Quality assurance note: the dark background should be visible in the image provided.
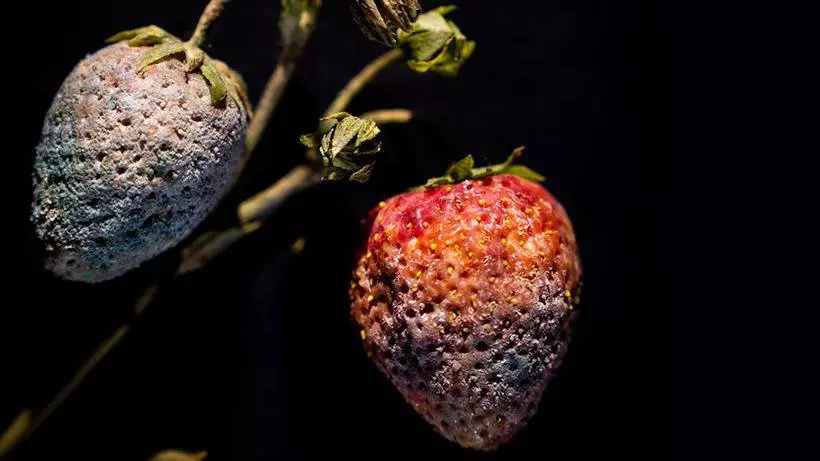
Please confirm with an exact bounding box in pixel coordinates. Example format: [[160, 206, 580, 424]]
[[7, 0, 805, 459]]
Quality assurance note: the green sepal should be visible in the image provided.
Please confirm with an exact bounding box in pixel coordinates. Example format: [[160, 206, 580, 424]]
[[418, 146, 545, 190], [199, 59, 228, 105], [138, 41, 186, 72], [106, 25, 175, 46]]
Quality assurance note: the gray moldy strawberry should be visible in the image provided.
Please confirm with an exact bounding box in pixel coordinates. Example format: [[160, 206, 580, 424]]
[[32, 41, 248, 283]]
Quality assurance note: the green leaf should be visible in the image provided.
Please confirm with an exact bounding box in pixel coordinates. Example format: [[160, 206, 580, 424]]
[[138, 41, 185, 72], [504, 165, 546, 182], [199, 60, 228, 104]]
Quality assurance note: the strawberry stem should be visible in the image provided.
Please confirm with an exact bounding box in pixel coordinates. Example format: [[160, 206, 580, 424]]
[[188, 0, 231, 48], [246, 0, 322, 155], [325, 48, 404, 116]]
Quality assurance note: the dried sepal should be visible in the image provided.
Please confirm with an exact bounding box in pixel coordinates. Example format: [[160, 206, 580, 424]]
[[280, 0, 321, 50], [107, 25, 175, 46], [108, 25, 247, 111], [199, 59, 229, 105], [421, 147, 544, 189], [398, 6, 475, 77], [300, 112, 382, 183]]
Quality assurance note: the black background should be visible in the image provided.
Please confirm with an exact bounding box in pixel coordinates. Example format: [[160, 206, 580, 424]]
[[4, 0, 808, 459]]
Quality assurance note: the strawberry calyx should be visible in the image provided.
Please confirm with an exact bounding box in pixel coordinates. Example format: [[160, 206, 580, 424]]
[[106, 26, 250, 112], [418, 146, 545, 190]]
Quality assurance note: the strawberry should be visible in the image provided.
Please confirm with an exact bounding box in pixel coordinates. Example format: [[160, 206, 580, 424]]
[[350, 151, 582, 450], [31, 33, 249, 283]]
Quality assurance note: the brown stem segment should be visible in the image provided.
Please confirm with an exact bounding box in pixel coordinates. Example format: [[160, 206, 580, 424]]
[[324, 48, 404, 116], [246, 1, 322, 154], [361, 108, 414, 124], [188, 0, 231, 48]]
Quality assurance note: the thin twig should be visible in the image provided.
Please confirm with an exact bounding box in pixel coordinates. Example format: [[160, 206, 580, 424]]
[[361, 108, 414, 125], [246, 1, 322, 154], [324, 48, 404, 116], [188, 0, 231, 48]]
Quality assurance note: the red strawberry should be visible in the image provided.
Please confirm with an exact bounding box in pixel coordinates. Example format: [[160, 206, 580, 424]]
[[350, 153, 582, 450]]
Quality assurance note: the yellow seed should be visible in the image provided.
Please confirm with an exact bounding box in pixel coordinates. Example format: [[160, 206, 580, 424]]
[[489, 277, 496, 283], [412, 284, 419, 291], [423, 222, 429, 228], [461, 233, 467, 239], [373, 234, 381, 241], [505, 219, 511, 226], [376, 216, 383, 222], [451, 289, 458, 297], [475, 216, 482, 222], [367, 295, 374, 302], [457, 215, 463, 221], [366, 252, 372, 259], [525, 208, 533, 215], [508, 297, 517, 305], [479, 199, 487, 206], [520, 240, 526, 246], [445, 240, 452, 246], [539, 251, 546, 257], [468, 252, 474, 258], [448, 266, 454, 275], [544, 230, 557, 236], [360, 329, 367, 340], [407, 222, 413, 229], [445, 186, 453, 192], [470, 294, 477, 301], [565, 290, 572, 298], [502, 238, 507, 246], [379, 201, 387, 208], [416, 270, 423, 277], [448, 312, 457, 325], [430, 242, 438, 250]]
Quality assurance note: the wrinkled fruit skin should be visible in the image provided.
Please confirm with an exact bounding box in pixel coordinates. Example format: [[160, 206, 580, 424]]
[[350, 175, 582, 450], [32, 43, 249, 283]]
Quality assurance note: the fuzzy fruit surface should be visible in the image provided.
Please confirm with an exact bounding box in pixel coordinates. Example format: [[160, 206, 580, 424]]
[[350, 174, 582, 450], [32, 43, 249, 283]]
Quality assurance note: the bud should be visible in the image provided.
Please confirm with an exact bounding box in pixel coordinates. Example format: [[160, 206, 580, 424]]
[[300, 113, 381, 183], [351, 0, 422, 47], [398, 6, 476, 77]]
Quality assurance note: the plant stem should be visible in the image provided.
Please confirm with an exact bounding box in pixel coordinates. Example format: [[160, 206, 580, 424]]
[[325, 48, 404, 116], [188, 0, 231, 48], [361, 108, 414, 125], [246, 1, 322, 154]]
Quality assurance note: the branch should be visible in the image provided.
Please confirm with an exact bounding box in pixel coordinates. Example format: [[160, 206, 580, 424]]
[[361, 108, 414, 125], [325, 48, 404, 116], [188, 0, 231, 48]]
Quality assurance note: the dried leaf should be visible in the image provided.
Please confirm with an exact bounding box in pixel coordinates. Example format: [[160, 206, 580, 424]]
[[398, 5, 475, 76], [302, 113, 382, 183]]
